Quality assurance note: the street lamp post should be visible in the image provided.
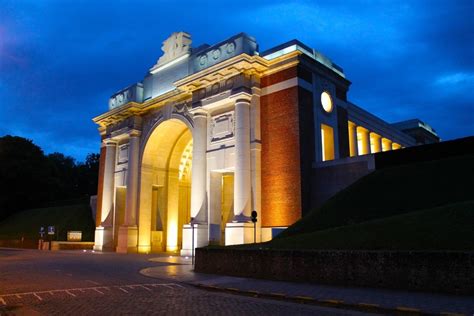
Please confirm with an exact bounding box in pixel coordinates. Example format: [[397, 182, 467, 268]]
[[251, 211, 257, 244], [190, 217, 195, 266]]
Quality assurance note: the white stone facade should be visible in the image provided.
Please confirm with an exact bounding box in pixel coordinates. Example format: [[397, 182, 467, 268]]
[[93, 32, 436, 253]]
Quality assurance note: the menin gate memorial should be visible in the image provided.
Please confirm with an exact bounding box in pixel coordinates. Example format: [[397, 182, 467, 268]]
[[93, 32, 438, 254]]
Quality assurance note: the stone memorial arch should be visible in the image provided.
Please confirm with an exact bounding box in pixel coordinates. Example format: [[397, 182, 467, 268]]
[[93, 32, 262, 254], [93, 32, 424, 253]]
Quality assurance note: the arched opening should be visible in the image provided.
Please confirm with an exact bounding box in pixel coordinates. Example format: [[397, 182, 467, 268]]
[[138, 119, 192, 253]]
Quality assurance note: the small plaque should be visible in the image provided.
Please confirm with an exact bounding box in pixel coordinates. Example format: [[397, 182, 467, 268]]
[[67, 231, 82, 242]]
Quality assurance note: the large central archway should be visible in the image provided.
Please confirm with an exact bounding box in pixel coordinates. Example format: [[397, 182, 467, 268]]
[[138, 119, 193, 253]]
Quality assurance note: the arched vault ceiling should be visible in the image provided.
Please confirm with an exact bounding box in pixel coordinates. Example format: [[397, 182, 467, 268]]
[[142, 119, 192, 171]]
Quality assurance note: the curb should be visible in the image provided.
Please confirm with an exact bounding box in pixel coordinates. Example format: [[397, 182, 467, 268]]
[[192, 283, 467, 316]]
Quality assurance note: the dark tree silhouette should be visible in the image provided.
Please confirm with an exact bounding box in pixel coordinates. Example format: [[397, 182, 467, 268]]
[[0, 135, 99, 221], [0, 136, 56, 220], [77, 153, 100, 197]]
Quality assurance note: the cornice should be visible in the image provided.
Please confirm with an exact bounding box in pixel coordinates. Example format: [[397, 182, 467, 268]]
[[93, 51, 303, 129]]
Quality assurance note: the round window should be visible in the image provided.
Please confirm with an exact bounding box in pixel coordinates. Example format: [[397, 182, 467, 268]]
[[321, 91, 333, 113]]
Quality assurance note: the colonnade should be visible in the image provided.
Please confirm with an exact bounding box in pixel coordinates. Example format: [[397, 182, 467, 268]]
[[348, 121, 401, 157]]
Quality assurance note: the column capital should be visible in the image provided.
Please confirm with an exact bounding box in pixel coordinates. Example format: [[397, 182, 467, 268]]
[[230, 91, 252, 104], [192, 109, 208, 119], [128, 129, 142, 138], [103, 139, 118, 147], [357, 125, 369, 133], [235, 98, 251, 104], [370, 132, 381, 139]]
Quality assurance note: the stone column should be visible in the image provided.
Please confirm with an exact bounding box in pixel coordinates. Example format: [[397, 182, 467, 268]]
[[125, 131, 140, 226], [117, 130, 140, 253], [181, 111, 208, 256], [370, 132, 382, 153], [233, 98, 251, 221], [382, 138, 392, 152], [190, 111, 207, 220], [358, 127, 371, 155], [94, 139, 117, 251], [226, 98, 253, 246], [348, 122, 358, 157]]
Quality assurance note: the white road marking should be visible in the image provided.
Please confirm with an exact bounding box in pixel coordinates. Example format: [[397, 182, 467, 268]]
[[0, 283, 183, 299], [16, 294, 21, 298], [0, 297, 6, 305], [139, 285, 152, 292], [65, 290, 76, 297], [93, 288, 104, 295], [85, 280, 100, 285]]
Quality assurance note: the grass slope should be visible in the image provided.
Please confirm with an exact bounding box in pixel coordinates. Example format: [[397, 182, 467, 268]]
[[0, 204, 95, 241], [265, 200, 474, 251], [279, 154, 474, 239]]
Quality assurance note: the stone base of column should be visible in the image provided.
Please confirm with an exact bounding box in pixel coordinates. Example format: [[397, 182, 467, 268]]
[[225, 222, 256, 246], [116, 225, 138, 253], [93, 226, 114, 251], [137, 245, 151, 254], [180, 224, 208, 256]]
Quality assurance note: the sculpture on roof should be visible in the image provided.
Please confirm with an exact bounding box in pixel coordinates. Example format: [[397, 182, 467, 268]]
[[156, 32, 192, 66]]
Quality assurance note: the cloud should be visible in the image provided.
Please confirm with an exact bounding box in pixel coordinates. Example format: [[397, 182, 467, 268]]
[[435, 72, 474, 86], [0, 0, 473, 161]]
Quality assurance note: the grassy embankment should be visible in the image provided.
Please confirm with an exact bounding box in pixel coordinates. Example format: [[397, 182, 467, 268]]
[[247, 153, 474, 250]]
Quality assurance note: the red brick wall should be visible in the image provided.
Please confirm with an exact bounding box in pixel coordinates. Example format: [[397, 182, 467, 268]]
[[261, 85, 302, 227], [261, 67, 298, 87]]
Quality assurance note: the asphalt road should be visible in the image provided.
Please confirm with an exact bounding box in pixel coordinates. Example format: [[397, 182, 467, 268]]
[[0, 248, 369, 315]]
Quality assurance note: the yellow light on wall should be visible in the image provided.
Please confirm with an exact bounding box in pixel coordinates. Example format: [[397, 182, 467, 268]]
[[356, 126, 370, 155], [382, 138, 392, 152], [321, 124, 335, 161], [178, 140, 193, 181], [321, 91, 333, 113]]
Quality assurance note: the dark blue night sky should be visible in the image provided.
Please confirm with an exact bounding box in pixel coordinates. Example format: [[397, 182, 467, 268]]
[[1, 0, 473, 161]]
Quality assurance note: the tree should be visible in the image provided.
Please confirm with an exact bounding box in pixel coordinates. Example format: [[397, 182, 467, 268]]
[[0, 135, 56, 220], [77, 153, 100, 197], [47, 152, 79, 201]]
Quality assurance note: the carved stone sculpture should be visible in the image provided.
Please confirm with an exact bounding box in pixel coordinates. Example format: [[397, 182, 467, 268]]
[[156, 32, 192, 66]]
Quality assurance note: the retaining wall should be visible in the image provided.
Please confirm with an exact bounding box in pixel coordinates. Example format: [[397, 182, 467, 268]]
[[195, 248, 474, 295]]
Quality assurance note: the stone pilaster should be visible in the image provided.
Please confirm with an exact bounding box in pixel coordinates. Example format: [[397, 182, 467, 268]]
[[181, 110, 208, 256], [190, 111, 208, 221], [233, 98, 252, 221], [117, 130, 140, 253], [94, 139, 117, 251], [225, 98, 253, 246]]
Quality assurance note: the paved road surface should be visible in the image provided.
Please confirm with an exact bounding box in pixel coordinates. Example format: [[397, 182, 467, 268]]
[[0, 248, 367, 315]]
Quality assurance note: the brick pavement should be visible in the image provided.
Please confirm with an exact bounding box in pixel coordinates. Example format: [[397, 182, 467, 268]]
[[0, 248, 367, 315], [142, 255, 474, 315]]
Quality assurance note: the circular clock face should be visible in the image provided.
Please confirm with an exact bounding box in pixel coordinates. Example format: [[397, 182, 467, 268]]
[[321, 91, 333, 113]]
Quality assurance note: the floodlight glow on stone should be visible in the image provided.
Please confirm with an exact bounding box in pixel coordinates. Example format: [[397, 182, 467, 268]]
[[321, 91, 333, 113]]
